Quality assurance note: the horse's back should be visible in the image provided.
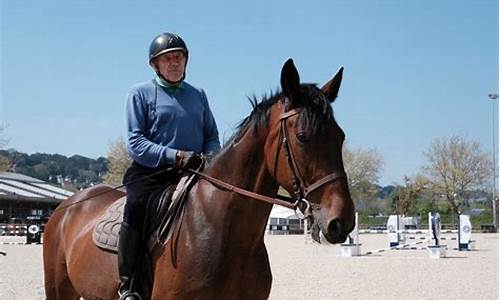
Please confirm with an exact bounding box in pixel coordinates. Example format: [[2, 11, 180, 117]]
[[44, 184, 125, 246], [43, 184, 125, 299]]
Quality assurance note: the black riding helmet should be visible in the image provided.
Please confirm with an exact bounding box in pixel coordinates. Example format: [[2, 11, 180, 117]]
[[148, 32, 189, 64]]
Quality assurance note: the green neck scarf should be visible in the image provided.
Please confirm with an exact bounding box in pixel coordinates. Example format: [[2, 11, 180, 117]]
[[155, 75, 185, 91]]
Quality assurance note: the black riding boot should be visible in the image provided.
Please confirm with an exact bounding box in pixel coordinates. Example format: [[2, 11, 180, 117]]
[[118, 221, 142, 300]]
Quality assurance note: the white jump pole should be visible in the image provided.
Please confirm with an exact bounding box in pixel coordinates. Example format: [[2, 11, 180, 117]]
[[364, 240, 427, 255], [304, 217, 311, 244], [340, 212, 361, 256]]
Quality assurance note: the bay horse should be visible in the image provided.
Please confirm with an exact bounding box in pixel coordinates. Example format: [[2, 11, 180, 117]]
[[43, 59, 355, 300]]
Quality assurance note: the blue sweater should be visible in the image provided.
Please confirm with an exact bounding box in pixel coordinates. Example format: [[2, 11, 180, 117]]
[[125, 79, 221, 168]]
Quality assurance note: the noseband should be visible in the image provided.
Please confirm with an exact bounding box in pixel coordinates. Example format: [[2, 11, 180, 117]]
[[273, 101, 347, 217]]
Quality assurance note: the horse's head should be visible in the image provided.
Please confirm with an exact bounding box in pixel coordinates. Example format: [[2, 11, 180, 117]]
[[265, 59, 355, 243]]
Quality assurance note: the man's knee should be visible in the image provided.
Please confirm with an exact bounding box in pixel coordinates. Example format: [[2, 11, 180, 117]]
[[123, 194, 147, 231]]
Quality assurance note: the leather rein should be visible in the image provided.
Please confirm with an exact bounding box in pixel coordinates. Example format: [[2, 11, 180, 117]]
[[190, 100, 347, 218]]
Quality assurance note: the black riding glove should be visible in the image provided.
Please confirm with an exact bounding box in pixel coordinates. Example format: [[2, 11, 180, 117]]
[[204, 152, 217, 165], [175, 151, 203, 170]]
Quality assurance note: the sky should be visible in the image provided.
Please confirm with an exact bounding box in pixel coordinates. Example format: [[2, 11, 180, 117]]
[[1, 1, 498, 186]]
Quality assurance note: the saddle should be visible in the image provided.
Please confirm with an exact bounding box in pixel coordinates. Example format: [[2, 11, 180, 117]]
[[92, 171, 198, 254]]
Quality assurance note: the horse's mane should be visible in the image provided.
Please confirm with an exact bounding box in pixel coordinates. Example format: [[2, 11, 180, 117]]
[[225, 83, 336, 147]]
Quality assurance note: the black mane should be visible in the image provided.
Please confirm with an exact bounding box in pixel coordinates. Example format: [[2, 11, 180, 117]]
[[227, 84, 335, 145]]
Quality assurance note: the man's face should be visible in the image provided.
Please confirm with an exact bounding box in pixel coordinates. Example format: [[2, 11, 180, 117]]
[[153, 51, 187, 83]]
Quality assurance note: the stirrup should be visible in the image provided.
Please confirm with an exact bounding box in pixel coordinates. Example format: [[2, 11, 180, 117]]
[[118, 290, 142, 300]]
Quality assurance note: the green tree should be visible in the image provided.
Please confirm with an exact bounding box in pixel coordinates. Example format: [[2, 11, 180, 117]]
[[389, 175, 429, 216], [0, 124, 11, 171], [103, 137, 132, 185], [342, 144, 384, 210], [423, 135, 491, 216], [33, 164, 50, 181]]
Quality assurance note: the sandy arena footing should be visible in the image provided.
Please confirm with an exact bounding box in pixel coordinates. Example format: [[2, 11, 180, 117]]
[[0, 234, 498, 299]]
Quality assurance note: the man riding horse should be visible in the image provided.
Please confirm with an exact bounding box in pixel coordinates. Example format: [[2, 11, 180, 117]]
[[119, 32, 221, 300]]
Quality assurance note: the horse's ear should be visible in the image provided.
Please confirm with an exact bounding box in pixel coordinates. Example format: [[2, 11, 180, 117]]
[[321, 67, 344, 103], [280, 58, 300, 99]]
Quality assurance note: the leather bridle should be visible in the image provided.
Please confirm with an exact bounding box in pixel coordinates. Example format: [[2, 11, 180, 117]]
[[272, 100, 347, 217], [190, 98, 347, 218]]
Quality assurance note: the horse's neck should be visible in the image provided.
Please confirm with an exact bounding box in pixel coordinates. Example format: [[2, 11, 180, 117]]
[[211, 128, 278, 194], [202, 129, 278, 246]]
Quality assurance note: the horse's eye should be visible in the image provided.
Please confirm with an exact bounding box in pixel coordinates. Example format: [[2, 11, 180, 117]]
[[296, 132, 309, 144]]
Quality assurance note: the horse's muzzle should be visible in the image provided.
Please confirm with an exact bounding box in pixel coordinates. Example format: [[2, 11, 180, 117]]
[[323, 218, 353, 244]]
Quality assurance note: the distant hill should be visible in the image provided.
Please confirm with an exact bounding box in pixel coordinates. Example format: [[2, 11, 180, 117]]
[[0, 150, 108, 190], [375, 184, 396, 199]]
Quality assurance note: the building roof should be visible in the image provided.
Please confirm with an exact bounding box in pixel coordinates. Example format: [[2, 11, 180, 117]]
[[0, 171, 74, 204]]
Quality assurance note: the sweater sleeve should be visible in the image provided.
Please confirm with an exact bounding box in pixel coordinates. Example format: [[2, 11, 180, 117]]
[[125, 90, 177, 168], [201, 90, 222, 154]]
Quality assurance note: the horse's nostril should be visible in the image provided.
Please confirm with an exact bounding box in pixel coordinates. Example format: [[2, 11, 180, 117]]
[[327, 218, 343, 239]]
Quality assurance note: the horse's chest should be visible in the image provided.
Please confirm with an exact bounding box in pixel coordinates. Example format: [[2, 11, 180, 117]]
[[155, 250, 272, 299]]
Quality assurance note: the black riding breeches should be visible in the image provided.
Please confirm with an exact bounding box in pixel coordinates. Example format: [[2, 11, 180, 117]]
[[122, 162, 176, 232]]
